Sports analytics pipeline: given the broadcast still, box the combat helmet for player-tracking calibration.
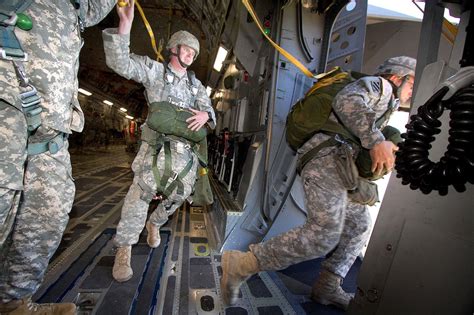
[376,56,416,78]
[166,30,200,60]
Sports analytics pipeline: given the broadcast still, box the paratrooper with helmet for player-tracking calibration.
[102,0,215,282]
[220,56,416,310]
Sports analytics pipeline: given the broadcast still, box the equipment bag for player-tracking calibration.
[192,166,214,206]
[147,101,207,143]
[286,67,360,150]
[355,125,403,180]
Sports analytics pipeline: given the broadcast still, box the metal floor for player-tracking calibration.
[33,145,357,314]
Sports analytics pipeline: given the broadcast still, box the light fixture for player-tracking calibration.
[103,100,113,106]
[213,46,228,72]
[206,86,212,96]
[120,107,127,112]
[125,115,134,119]
[78,88,92,96]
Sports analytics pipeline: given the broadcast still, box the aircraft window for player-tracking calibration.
[332,32,340,42]
[340,41,349,49]
[347,26,357,35]
[346,0,357,11]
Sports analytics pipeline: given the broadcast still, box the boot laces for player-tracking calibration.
[26,299,40,311]
[116,248,130,266]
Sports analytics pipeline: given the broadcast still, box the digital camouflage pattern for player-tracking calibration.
[251,76,396,278]
[102,29,215,246]
[103,29,215,122]
[114,140,198,246]
[0,106,26,247]
[375,56,416,78]
[0,0,116,304]
[167,30,200,57]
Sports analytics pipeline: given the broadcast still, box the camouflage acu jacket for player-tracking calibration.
[0,0,116,134]
[102,29,216,127]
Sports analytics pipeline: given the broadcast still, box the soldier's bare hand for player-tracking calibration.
[117,0,134,35]
[186,109,208,131]
[369,140,398,176]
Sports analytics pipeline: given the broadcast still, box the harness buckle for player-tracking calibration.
[12,60,29,86]
[0,48,28,62]
[171,171,179,181]
[1,12,18,26]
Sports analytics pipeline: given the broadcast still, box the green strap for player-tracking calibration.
[151,141,164,192]
[297,138,338,174]
[27,132,66,156]
[163,158,194,197]
[151,140,194,198]
[160,141,173,189]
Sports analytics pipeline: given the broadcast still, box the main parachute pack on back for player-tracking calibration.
[286,67,402,181]
[285,67,363,150]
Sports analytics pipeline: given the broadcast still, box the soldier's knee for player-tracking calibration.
[305,218,341,254]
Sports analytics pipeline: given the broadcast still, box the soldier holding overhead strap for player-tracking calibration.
[102,0,215,282]
[220,56,416,311]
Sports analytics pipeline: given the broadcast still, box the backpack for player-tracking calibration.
[286,67,365,151]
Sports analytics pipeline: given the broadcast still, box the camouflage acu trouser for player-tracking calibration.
[114,140,198,247]
[0,127,75,303]
[0,105,27,247]
[250,146,372,278]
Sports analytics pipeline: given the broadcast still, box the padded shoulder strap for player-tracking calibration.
[0,0,34,23]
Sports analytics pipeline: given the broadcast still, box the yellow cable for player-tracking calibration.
[242,0,315,79]
[135,0,164,62]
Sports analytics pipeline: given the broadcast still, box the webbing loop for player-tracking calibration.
[135,0,164,62]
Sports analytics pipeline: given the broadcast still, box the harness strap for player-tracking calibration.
[299,103,396,173]
[0,0,34,18]
[19,82,42,131]
[27,132,67,156]
[0,0,34,60]
[151,138,194,199]
[163,157,193,197]
[160,141,173,189]
[297,138,338,174]
[137,177,155,203]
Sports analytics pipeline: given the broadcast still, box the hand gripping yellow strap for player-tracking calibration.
[135,0,164,62]
[119,0,164,62]
[242,0,315,79]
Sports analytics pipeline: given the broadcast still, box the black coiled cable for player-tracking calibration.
[395,84,474,195]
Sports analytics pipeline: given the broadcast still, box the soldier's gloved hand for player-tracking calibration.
[186,109,208,131]
[117,0,134,35]
[369,140,399,176]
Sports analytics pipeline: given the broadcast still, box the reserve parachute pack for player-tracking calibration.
[286,67,364,151]
[147,101,207,143]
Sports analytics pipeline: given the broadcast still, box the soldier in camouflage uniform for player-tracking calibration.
[220,56,416,310]
[102,0,215,282]
[0,1,116,314]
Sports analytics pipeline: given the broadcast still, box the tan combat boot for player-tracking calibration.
[112,246,133,282]
[0,297,76,315]
[311,269,354,310]
[220,250,259,305]
[146,221,161,248]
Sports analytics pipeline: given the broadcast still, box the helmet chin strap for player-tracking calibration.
[171,45,191,68]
